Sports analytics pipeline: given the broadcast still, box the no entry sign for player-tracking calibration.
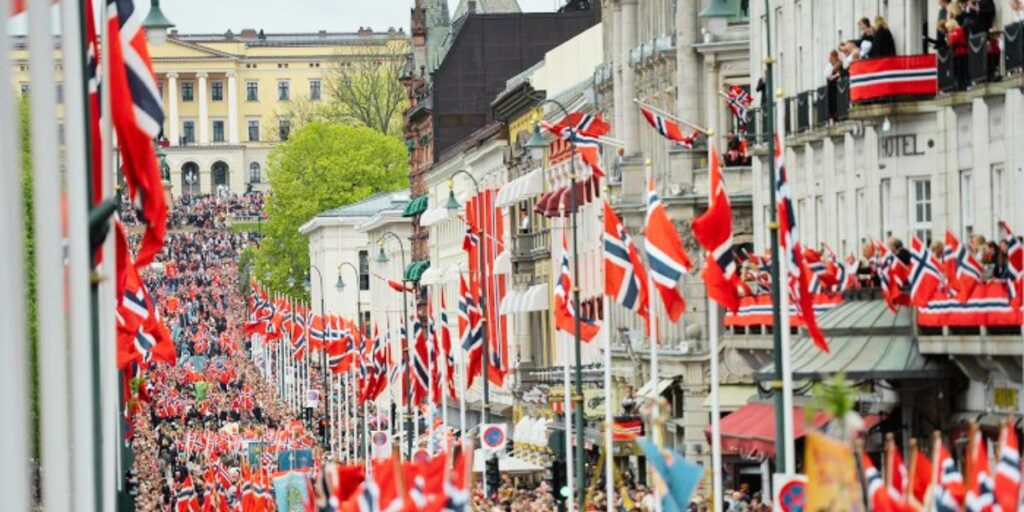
[480,423,507,453]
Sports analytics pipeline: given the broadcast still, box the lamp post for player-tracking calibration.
[337,262,362,463]
[376,231,411,457]
[444,170,491,440]
[306,264,330,452]
[142,0,174,47]
[524,97,586,509]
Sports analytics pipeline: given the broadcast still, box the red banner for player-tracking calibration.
[849,55,937,102]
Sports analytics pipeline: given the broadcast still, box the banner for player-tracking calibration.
[804,432,865,512]
[849,55,937,102]
[277,449,314,471]
[584,388,605,419]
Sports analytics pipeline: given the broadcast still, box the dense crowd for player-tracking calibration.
[121,191,266,230]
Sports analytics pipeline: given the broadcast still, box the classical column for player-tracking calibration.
[167,72,179,145]
[620,0,639,156]
[227,71,239,144]
[611,2,623,142]
[197,71,209,144]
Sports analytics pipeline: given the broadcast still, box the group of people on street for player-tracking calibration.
[121,191,266,230]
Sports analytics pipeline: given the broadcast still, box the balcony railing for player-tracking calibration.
[692,165,752,196]
[512,228,550,260]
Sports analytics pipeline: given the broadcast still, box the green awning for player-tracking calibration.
[404,260,430,282]
[402,195,428,217]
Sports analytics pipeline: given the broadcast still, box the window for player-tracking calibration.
[277,80,290,101]
[836,192,846,255]
[358,250,370,290]
[960,170,973,238]
[212,120,225,143]
[247,119,260,142]
[246,81,259,101]
[211,81,224,101]
[249,162,261,183]
[309,79,321,100]
[797,198,807,243]
[815,195,824,248]
[880,179,892,239]
[855,188,865,246]
[992,163,1006,235]
[910,177,932,243]
[56,83,63,104]
[181,81,194,102]
[182,120,196,143]
[279,119,291,141]
[212,162,229,187]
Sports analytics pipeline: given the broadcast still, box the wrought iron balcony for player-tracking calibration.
[512,228,550,261]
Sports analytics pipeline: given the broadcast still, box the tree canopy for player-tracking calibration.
[253,121,407,298]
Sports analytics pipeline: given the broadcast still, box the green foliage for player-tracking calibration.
[253,121,407,299]
[19,97,40,459]
[237,246,256,296]
[807,373,857,426]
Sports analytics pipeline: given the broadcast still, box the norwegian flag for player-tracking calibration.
[603,201,649,323]
[428,300,441,406]
[691,148,747,312]
[462,225,480,252]
[1000,221,1023,308]
[837,253,859,293]
[804,248,837,293]
[440,291,457,403]
[639,106,701,148]
[885,437,909,505]
[308,313,325,351]
[114,222,175,369]
[876,240,911,311]
[945,231,984,303]
[543,112,609,178]
[863,453,900,512]
[908,235,944,308]
[994,421,1021,512]
[458,275,483,388]
[106,0,167,268]
[554,229,601,342]
[176,474,200,512]
[965,431,995,512]
[774,129,828,352]
[725,85,753,128]
[643,166,693,323]
[412,316,429,405]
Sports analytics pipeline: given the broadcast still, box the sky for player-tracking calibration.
[157,0,563,34]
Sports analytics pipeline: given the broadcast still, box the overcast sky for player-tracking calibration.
[157,0,563,34]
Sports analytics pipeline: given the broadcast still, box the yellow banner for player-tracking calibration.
[804,431,865,512]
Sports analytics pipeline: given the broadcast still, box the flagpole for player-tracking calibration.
[459,305,467,448]
[563,324,576,512]
[441,288,450,453]
[775,98,796,473]
[603,292,615,512]
[644,161,664,512]
[709,299,724,512]
[632,98,710,134]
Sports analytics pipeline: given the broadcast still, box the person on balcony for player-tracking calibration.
[724,131,750,167]
[857,17,875,58]
[946,18,970,89]
[872,16,898,57]
[839,40,863,68]
[1012,0,1024,22]
[963,0,997,34]
[824,50,844,121]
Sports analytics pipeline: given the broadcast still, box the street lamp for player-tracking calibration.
[377,231,411,457]
[698,0,733,38]
[142,0,175,47]
[337,261,364,465]
[524,92,586,509]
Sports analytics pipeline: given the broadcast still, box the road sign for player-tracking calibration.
[371,430,391,459]
[480,423,507,454]
[773,473,808,512]
[305,389,320,408]
[413,448,430,462]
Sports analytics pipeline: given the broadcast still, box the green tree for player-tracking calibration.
[254,121,407,298]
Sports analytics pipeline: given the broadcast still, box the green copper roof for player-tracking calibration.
[404,260,431,282]
[402,195,428,217]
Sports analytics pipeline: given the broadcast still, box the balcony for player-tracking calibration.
[512,228,550,261]
[692,165,752,196]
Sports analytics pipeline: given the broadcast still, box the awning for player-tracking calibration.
[493,250,511,275]
[701,385,756,411]
[496,168,544,208]
[501,284,550,314]
[402,195,428,217]
[636,378,675,399]
[500,289,524,314]
[754,334,947,382]
[419,207,449,227]
[706,402,831,459]
[472,449,545,475]
[419,266,444,285]
[403,260,430,282]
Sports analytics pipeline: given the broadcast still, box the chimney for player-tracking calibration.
[468,0,477,14]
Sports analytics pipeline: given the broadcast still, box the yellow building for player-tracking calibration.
[11,27,408,196]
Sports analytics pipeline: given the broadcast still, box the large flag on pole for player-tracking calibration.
[554,228,600,342]
[543,112,609,178]
[639,105,700,148]
[643,166,692,323]
[774,126,829,352]
[458,275,483,388]
[691,147,745,313]
[440,291,457,403]
[603,201,649,324]
[106,0,167,267]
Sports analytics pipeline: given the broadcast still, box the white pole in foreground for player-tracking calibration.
[644,161,664,512]
[0,0,31,506]
[29,0,72,508]
[563,329,576,512]
[603,294,615,512]
[775,106,797,473]
[709,300,723,512]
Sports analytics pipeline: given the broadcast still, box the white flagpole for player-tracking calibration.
[562,218,576,512]
[603,293,615,512]
[60,0,98,507]
[0,0,31,506]
[29,0,72,508]
[709,299,724,512]
[441,288,450,452]
[632,98,710,134]
[776,101,796,472]
[645,161,664,512]
[459,310,467,445]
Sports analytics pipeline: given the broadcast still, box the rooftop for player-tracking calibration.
[314,190,410,219]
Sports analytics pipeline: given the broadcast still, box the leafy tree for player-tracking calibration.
[254,122,407,298]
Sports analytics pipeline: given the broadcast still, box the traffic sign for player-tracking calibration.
[413,448,430,462]
[773,473,808,512]
[480,423,507,454]
[370,430,391,459]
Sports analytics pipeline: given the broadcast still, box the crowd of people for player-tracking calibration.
[120,191,266,230]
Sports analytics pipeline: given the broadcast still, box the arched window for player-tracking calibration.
[212,161,229,188]
[249,162,262,183]
[181,162,200,195]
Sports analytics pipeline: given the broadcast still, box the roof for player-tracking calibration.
[754,300,949,381]
[706,403,831,459]
[404,260,431,282]
[172,29,401,47]
[314,191,410,219]
[401,195,429,217]
[452,0,522,21]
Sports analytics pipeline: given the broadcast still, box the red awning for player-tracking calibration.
[705,403,831,459]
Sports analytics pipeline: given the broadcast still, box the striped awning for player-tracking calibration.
[500,284,549,314]
[495,168,544,208]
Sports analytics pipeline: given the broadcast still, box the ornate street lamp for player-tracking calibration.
[142,0,175,47]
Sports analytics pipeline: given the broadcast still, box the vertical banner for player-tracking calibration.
[804,432,864,512]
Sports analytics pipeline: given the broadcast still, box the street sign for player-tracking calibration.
[305,389,320,408]
[480,423,507,454]
[413,448,430,462]
[773,473,807,512]
[370,430,391,459]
